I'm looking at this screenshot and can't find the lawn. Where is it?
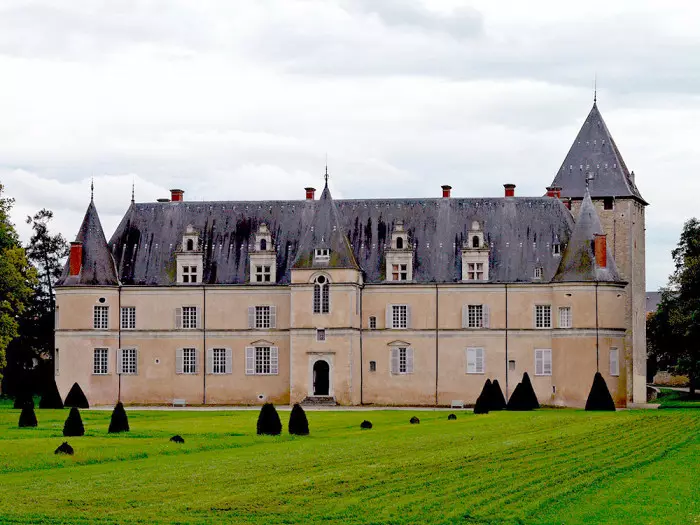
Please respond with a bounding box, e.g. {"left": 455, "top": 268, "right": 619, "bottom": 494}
{"left": 0, "top": 402, "right": 698, "bottom": 525}
{"left": 656, "top": 388, "right": 700, "bottom": 409}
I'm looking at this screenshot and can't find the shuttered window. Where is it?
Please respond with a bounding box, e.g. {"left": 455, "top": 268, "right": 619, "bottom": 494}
{"left": 558, "top": 307, "right": 572, "bottom": 328}
{"left": 118, "top": 348, "right": 138, "bottom": 375}
{"left": 207, "top": 348, "right": 232, "bottom": 374}
{"left": 390, "top": 347, "right": 414, "bottom": 374}
{"left": 176, "top": 307, "right": 200, "bottom": 329}
{"left": 176, "top": 348, "right": 198, "bottom": 374}
{"left": 388, "top": 305, "right": 410, "bottom": 329}
{"left": 609, "top": 348, "right": 619, "bottom": 376}
{"left": 466, "top": 348, "right": 484, "bottom": 374}
{"left": 245, "top": 346, "right": 279, "bottom": 375}
{"left": 535, "top": 349, "right": 552, "bottom": 376}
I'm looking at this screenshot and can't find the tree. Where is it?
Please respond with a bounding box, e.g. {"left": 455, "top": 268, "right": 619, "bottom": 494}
{"left": 0, "top": 184, "right": 36, "bottom": 386}
{"left": 647, "top": 218, "right": 700, "bottom": 395}
{"left": 64, "top": 383, "right": 89, "bottom": 409}
{"left": 108, "top": 402, "right": 130, "bottom": 433}
{"left": 18, "top": 403, "right": 38, "bottom": 428}
{"left": 63, "top": 407, "right": 85, "bottom": 437}
{"left": 256, "top": 403, "right": 281, "bottom": 436}
{"left": 288, "top": 403, "right": 309, "bottom": 435}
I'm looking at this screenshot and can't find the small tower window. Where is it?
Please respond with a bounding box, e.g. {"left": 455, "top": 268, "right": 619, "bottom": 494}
{"left": 472, "top": 236, "right": 480, "bottom": 248}
{"left": 260, "top": 238, "right": 267, "bottom": 251}
{"left": 186, "top": 239, "right": 194, "bottom": 251}
{"left": 315, "top": 248, "right": 330, "bottom": 262}
{"left": 603, "top": 197, "right": 614, "bottom": 210}
{"left": 396, "top": 237, "right": 404, "bottom": 249}
{"left": 553, "top": 243, "right": 561, "bottom": 256}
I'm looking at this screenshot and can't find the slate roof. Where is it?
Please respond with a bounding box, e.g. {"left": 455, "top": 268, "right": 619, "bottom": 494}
{"left": 550, "top": 102, "right": 646, "bottom": 204}
{"left": 646, "top": 291, "right": 662, "bottom": 314}
{"left": 553, "top": 189, "right": 621, "bottom": 283}
{"left": 95, "top": 192, "right": 587, "bottom": 286}
{"left": 56, "top": 200, "right": 120, "bottom": 286}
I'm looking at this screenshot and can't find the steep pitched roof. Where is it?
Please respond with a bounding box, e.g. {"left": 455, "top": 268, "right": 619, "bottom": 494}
{"left": 292, "top": 183, "right": 359, "bottom": 270}
{"left": 107, "top": 194, "right": 575, "bottom": 285}
{"left": 550, "top": 102, "right": 646, "bottom": 204}
{"left": 553, "top": 189, "right": 621, "bottom": 283}
{"left": 56, "top": 200, "right": 120, "bottom": 287}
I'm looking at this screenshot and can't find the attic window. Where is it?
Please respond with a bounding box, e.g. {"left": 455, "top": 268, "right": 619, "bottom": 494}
{"left": 553, "top": 244, "right": 561, "bottom": 256}
{"left": 534, "top": 267, "right": 543, "bottom": 280}
{"left": 396, "top": 237, "right": 404, "bottom": 249}
{"left": 315, "top": 248, "right": 330, "bottom": 262}
{"left": 603, "top": 197, "right": 614, "bottom": 210}
{"left": 186, "top": 239, "right": 194, "bottom": 251}
{"left": 472, "top": 236, "right": 480, "bottom": 248}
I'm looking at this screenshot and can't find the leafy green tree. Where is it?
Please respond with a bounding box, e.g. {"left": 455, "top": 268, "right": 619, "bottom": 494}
{"left": 648, "top": 218, "right": 700, "bottom": 395}
{"left": 0, "top": 184, "right": 36, "bottom": 385}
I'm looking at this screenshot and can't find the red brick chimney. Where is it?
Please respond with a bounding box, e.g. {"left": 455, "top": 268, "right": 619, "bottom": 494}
{"left": 170, "top": 189, "right": 184, "bottom": 202}
{"left": 504, "top": 184, "right": 516, "bottom": 197}
{"left": 305, "top": 187, "right": 316, "bottom": 200}
{"left": 69, "top": 242, "right": 83, "bottom": 276}
{"left": 441, "top": 185, "right": 452, "bottom": 198}
{"left": 594, "top": 234, "right": 607, "bottom": 268}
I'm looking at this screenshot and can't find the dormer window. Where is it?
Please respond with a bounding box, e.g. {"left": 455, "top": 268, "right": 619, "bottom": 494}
{"left": 386, "top": 221, "right": 413, "bottom": 282}
{"left": 534, "top": 267, "right": 543, "bottom": 280}
{"left": 260, "top": 238, "right": 267, "bottom": 251}
{"left": 553, "top": 243, "right": 561, "bottom": 256}
{"left": 462, "top": 221, "right": 489, "bottom": 281}
{"left": 315, "top": 248, "right": 330, "bottom": 262}
{"left": 472, "top": 236, "right": 480, "bottom": 248}
{"left": 186, "top": 239, "right": 195, "bottom": 251}
{"left": 392, "top": 264, "right": 408, "bottom": 281}
{"left": 182, "top": 266, "right": 198, "bottom": 283}
{"left": 396, "top": 237, "right": 404, "bottom": 249}
{"left": 250, "top": 223, "right": 277, "bottom": 284}
{"left": 177, "top": 225, "right": 203, "bottom": 285}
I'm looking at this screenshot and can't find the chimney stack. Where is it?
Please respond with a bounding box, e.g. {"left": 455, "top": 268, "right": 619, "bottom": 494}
{"left": 69, "top": 242, "right": 83, "bottom": 276}
{"left": 504, "top": 184, "right": 516, "bottom": 197}
{"left": 546, "top": 186, "right": 562, "bottom": 198}
{"left": 441, "top": 185, "right": 452, "bottom": 198}
{"left": 170, "top": 189, "right": 184, "bottom": 202}
{"left": 305, "top": 187, "right": 316, "bottom": 200}
{"left": 594, "top": 234, "right": 607, "bottom": 268}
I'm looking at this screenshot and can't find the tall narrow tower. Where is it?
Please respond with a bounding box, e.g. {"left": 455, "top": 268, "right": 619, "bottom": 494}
{"left": 550, "top": 101, "right": 647, "bottom": 404}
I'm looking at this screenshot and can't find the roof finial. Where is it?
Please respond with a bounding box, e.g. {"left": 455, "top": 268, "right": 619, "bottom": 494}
{"left": 131, "top": 176, "right": 135, "bottom": 203}
{"left": 91, "top": 177, "right": 94, "bottom": 202}
{"left": 593, "top": 73, "right": 597, "bottom": 104}
{"left": 324, "top": 153, "right": 329, "bottom": 186}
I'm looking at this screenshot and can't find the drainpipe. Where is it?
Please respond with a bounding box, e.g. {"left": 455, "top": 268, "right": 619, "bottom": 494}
{"left": 118, "top": 285, "right": 122, "bottom": 403}
{"left": 505, "top": 283, "right": 509, "bottom": 400}
{"left": 435, "top": 283, "right": 439, "bottom": 406}
{"left": 202, "top": 284, "right": 207, "bottom": 404}
{"left": 359, "top": 282, "right": 364, "bottom": 405}
{"left": 595, "top": 282, "right": 599, "bottom": 372}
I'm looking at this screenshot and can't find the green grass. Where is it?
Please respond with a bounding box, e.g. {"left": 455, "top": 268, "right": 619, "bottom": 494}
{"left": 0, "top": 404, "right": 698, "bottom": 524}
{"left": 656, "top": 388, "right": 700, "bottom": 409}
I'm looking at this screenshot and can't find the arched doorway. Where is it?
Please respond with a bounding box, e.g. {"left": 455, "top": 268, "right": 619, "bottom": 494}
{"left": 313, "top": 360, "right": 330, "bottom": 396}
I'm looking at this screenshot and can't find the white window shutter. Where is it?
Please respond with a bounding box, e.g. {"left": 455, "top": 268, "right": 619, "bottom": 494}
{"left": 535, "top": 349, "right": 543, "bottom": 375}
{"left": 194, "top": 349, "right": 200, "bottom": 374}
{"left": 270, "top": 347, "right": 279, "bottom": 375}
{"left": 406, "top": 348, "right": 414, "bottom": 373}
{"left": 175, "top": 307, "right": 182, "bottom": 329}
{"left": 225, "top": 348, "right": 233, "bottom": 374}
{"left": 476, "top": 348, "right": 484, "bottom": 374}
{"left": 248, "top": 307, "right": 255, "bottom": 329}
{"left": 390, "top": 348, "right": 399, "bottom": 374}
{"left": 467, "top": 348, "right": 476, "bottom": 374}
{"left": 483, "top": 305, "right": 490, "bottom": 328}
{"left": 245, "top": 347, "right": 255, "bottom": 375}
{"left": 386, "top": 305, "right": 393, "bottom": 329}
{"left": 462, "top": 305, "right": 468, "bottom": 329}
{"left": 206, "top": 348, "right": 214, "bottom": 374}
{"left": 196, "top": 307, "right": 202, "bottom": 329}
{"left": 134, "top": 349, "right": 139, "bottom": 375}
{"left": 406, "top": 306, "right": 412, "bottom": 328}
{"left": 117, "top": 348, "right": 123, "bottom": 374}
{"left": 533, "top": 305, "right": 537, "bottom": 328}
{"left": 544, "top": 349, "right": 552, "bottom": 375}
{"left": 176, "top": 348, "right": 183, "bottom": 374}
{"left": 270, "top": 306, "right": 277, "bottom": 328}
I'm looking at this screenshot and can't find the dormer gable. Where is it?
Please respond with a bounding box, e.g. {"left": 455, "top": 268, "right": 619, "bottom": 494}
{"left": 462, "top": 221, "right": 490, "bottom": 281}
{"left": 176, "top": 225, "right": 203, "bottom": 284}
{"left": 385, "top": 220, "right": 413, "bottom": 281}
{"left": 250, "top": 223, "right": 277, "bottom": 284}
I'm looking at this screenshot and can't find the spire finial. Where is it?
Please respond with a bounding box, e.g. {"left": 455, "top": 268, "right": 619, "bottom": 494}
{"left": 131, "top": 176, "right": 135, "bottom": 203}
{"left": 91, "top": 177, "right": 94, "bottom": 202}
{"left": 593, "top": 73, "right": 597, "bottom": 104}
{"left": 324, "top": 153, "right": 329, "bottom": 186}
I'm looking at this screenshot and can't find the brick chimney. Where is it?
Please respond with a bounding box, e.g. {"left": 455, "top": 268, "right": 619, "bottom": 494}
{"left": 504, "top": 184, "right": 516, "bottom": 197}
{"left": 594, "top": 234, "right": 607, "bottom": 268}
{"left": 69, "top": 242, "right": 83, "bottom": 276}
{"left": 170, "top": 189, "right": 184, "bottom": 202}
{"left": 546, "top": 186, "right": 562, "bottom": 198}
{"left": 441, "top": 185, "right": 452, "bottom": 198}
{"left": 305, "top": 187, "right": 316, "bottom": 200}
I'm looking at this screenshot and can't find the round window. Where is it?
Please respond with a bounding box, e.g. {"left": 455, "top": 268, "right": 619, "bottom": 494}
{"left": 317, "top": 276, "right": 326, "bottom": 284}
{"left": 98, "top": 297, "right": 106, "bottom": 303}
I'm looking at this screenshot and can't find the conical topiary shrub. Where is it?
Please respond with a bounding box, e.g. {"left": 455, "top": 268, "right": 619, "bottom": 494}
{"left": 39, "top": 380, "right": 64, "bottom": 409}
{"left": 448, "top": 413, "right": 457, "bottom": 420}
{"left": 64, "top": 383, "right": 89, "bottom": 409}
{"left": 108, "top": 402, "right": 130, "bottom": 433}
{"left": 170, "top": 435, "right": 185, "bottom": 443}
{"left": 489, "top": 379, "right": 507, "bottom": 410}
{"left": 520, "top": 372, "right": 540, "bottom": 409}
{"left": 409, "top": 416, "right": 420, "bottom": 424}
{"left": 63, "top": 407, "right": 85, "bottom": 437}
{"left": 288, "top": 403, "right": 309, "bottom": 436}
{"left": 18, "top": 403, "right": 38, "bottom": 428}
{"left": 54, "top": 442, "right": 74, "bottom": 455}
{"left": 473, "top": 392, "right": 490, "bottom": 414}
{"left": 360, "top": 420, "right": 373, "bottom": 429}
{"left": 585, "top": 372, "right": 616, "bottom": 411}
{"left": 256, "top": 403, "right": 282, "bottom": 436}
{"left": 507, "top": 373, "right": 540, "bottom": 411}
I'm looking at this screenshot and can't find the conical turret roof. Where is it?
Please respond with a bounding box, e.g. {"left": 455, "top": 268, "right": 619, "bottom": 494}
{"left": 292, "top": 182, "right": 359, "bottom": 270}
{"left": 57, "top": 200, "right": 119, "bottom": 286}
{"left": 550, "top": 102, "right": 645, "bottom": 204}
{"left": 553, "top": 189, "right": 620, "bottom": 282}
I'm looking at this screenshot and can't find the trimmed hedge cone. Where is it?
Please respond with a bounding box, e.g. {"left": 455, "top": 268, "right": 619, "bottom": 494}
{"left": 489, "top": 380, "right": 507, "bottom": 410}
{"left": 63, "top": 407, "right": 85, "bottom": 437}
{"left": 55, "top": 442, "right": 74, "bottom": 455}
{"left": 410, "top": 416, "right": 420, "bottom": 424}
{"left": 507, "top": 372, "right": 540, "bottom": 411}
{"left": 64, "top": 383, "right": 89, "bottom": 409}
{"left": 474, "top": 380, "right": 491, "bottom": 414}
{"left": 360, "top": 420, "right": 373, "bottom": 429}
{"left": 39, "top": 380, "right": 64, "bottom": 409}
{"left": 18, "top": 404, "right": 38, "bottom": 428}
{"left": 108, "top": 402, "right": 130, "bottom": 433}
{"left": 585, "top": 372, "right": 616, "bottom": 411}
{"left": 448, "top": 414, "right": 457, "bottom": 420}
{"left": 288, "top": 403, "right": 309, "bottom": 436}
{"left": 170, "top": 435, "right": 185, "bottom": 443}
{"left": 256, "top": 403, "right": 282, "bottom": 436}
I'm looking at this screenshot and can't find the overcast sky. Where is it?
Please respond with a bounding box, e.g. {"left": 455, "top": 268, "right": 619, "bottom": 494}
{"left": 1, "top": 0, "right": 698, "bottom": 290}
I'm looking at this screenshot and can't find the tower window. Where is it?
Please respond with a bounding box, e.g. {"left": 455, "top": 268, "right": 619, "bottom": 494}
{"left": 603, "top": 197, "right": 614, "bottom": 210}
{"left": 182, "top": 266, "right": 198, "bottom": 283}
{"left": 396, "top": 237, "right": 404, "bottom": 249}
{"left": 472, "top": 236, "right": 480, "bottom": 248}
{"left": 313, "top": 275, "right": 330, "bottom": 314}
{"left": 255, "top": 265, "right": 272, "bottom": 282}
{"left": 186, "top": 239, "right": 194, "bottom": 251}
{"left": 391, "top": 264, "right": 408, "bottom": 281}
{"left": 467, "top": 263, "right": 484, "bottom": 280}
{"left": 260, "top": 238, "right": 267, "bottom": 251}
{"left": 315, "top": 248, "right": 330, "bottom": 262}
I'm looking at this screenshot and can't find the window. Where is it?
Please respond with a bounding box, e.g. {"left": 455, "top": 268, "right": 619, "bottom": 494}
{"left": 610, "top": 348, "right": 619, "bottom": 376}
{"left": 559, "top": 307, "right": 572, "bottom": 328}
{"left": 93, "top": 348, "right": 108, "bottom": 375}
{"left": 259, "top": 238, "right": 267, "bottom": 251}
{"left": 391, "top": 263, "right": 408, "bottom": 281}
{"left": 255, "top": 265, "right": 272, "bottom": 282}
{"left": 535, "top": 349, "right": 552, "bottom": 376}
{"left": 245, "top": 346, "right": 279, "bottom": 375}
{"left": 553, "top": 243, "right": 561, "bottom": 256}
{"left": 534, "top": 267, "right": 543, "bottom": 280}
{"left": 467, "top": 262, "right": 485, "bottom": 280}
{"left": 316, "top": 329, "right": 326, "bottom": 342}
{"left": 390, "top": 305, "right": 408, "bottom": 329}
{"left": 314, "top": 248, "right": 330, "bottom": 262}
{"left": 603, "top": 197, "right": 614, "bottom": 210}
{"left": 177, "top": 348, "right": 198, "bottom": 374}
{"left": 313, "top": 275, "right": 330, "bottom": 314}
{"left": 508, "top": 359, "right": 515, "bottom": 371}
{"left": 396, "top": 237, "right": 404, "bottom": 249}
{"left": 390, "top": 347, "right": 413, "bottom": 374}
{"left": 369, "top": 316, "right": 377, "bottom": 330}
{"left": 118, "top": 348, "right": 137, "bottom": 375}
{"left": 211, "top": 348, "right": 230, "bottom": 374}
{"left": 54, "top": 349, "right": 59, "bottom": 376}
{"left": 120, "top": 307, "right": 136, "bottom": 329}
{"left": 255, "top": 306, "right": 271, "bottom": 329}
{"left": 182, "top": 265, "right": 198, "bottom": 283}
{"left": 466, "top": 348, "right": 484, "bottom": 374}
{"left": 186, "top": 239, "right": 194, "bottom": 251}
{"left": 535, "top": 305, "right": 552, "bottom": 328}
{"left": 467, "top": 305, "right": 484, "bottom": 328}
{"left": 472, "top": 235, "right": 480, "bottom": 248}
{"left": 93, "top": 306, "right": 109, "bottom": 329}
{"left": 179, "top": 306, "right": 198, "bottom": 329}
{"left": 369, "top": 361, "right": 376, "bottom": 372}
